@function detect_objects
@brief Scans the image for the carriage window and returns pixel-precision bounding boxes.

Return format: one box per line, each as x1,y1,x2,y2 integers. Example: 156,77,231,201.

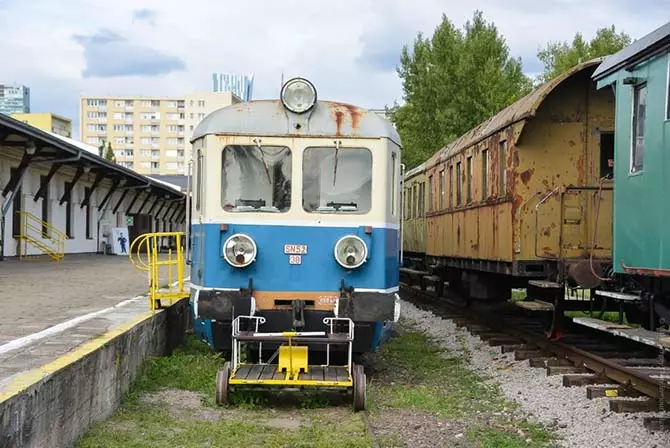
631,83,646,173
482,149,488,199
499,140,507,195
221,145,292,212
428,175,434,212
303,146,372,214
439,170,445,210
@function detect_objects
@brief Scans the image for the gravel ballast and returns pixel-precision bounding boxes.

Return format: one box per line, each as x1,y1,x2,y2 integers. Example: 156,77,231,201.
398,298,670,448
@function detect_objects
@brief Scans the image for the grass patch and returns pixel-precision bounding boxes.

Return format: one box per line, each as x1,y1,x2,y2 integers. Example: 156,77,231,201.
467,421,560,448
369,328,506,417
121,335,222,408
76,322,557,447
78,406,371,448
369,322,557,447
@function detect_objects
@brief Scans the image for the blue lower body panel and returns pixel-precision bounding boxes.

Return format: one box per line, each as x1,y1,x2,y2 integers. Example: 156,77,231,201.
189,222,400,354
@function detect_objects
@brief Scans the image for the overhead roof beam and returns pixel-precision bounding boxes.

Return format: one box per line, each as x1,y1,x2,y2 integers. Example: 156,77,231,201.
81,171,106,209
136,191,153,215
33,163,63,202
112,189,130,215
2,150,36,198
125,190,143,215
59,166,85,205
98,179,121,211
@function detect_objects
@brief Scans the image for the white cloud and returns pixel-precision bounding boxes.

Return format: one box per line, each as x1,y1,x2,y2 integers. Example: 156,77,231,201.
0,0,665,139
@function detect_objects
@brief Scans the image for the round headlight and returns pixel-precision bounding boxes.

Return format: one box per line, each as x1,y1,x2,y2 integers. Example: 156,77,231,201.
334,235,368,269
223,233,257,268
281,77,317,114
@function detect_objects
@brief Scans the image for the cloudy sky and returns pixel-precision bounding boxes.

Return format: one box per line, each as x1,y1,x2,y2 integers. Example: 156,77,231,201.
0,0,666,139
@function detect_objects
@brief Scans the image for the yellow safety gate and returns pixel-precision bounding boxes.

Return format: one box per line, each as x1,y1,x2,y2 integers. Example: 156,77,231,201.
129,232,189,311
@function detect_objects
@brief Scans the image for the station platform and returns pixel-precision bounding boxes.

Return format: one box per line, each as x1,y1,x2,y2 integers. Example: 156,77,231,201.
0,254,192,448
572,317,670,352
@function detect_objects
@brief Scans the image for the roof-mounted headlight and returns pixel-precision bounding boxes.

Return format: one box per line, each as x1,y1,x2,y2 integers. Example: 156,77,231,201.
334,235,368,269
280,77,317,114
223,233,257,268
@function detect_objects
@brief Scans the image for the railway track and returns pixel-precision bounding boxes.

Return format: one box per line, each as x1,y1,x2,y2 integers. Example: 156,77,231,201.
399,283,670,432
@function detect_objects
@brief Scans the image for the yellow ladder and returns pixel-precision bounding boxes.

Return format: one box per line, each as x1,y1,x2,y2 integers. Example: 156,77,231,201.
129,232,189,311
17,210,65,261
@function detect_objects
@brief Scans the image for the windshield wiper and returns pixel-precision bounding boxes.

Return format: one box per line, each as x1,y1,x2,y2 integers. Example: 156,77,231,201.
235,198,266,209
326,201,358,211
333,140,340,187
254,138,272,184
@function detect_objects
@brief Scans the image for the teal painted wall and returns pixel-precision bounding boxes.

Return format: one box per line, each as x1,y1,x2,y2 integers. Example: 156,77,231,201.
599,52,670,273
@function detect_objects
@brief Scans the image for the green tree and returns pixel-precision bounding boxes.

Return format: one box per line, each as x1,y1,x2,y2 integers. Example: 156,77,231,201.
392,11,532,170
537,25,631,83
105,141,115,162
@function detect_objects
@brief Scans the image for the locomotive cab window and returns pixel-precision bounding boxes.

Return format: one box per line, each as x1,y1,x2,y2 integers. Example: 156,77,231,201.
221,144,292,212
303,146,372,214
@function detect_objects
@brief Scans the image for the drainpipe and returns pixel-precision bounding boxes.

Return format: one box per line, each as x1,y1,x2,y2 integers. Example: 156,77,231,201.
0,149,83,261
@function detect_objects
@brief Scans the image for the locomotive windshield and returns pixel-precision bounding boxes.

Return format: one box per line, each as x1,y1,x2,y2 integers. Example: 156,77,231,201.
221,145,292,212
302,146,372,214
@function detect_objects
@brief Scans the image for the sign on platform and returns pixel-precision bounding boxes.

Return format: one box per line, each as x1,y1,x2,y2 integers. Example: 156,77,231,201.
111,227,130,255
126,216,134,226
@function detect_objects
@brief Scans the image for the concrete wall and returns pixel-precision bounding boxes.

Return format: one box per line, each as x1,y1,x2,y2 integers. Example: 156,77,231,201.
0,299,191,448
0,155,185,258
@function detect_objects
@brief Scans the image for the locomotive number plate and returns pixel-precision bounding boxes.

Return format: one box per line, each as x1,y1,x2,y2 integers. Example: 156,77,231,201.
288,255,302,265
284,244,308,255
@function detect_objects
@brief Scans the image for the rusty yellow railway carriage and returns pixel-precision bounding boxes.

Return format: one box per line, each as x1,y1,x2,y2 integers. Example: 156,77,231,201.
401,162,428,267
413,59,617,339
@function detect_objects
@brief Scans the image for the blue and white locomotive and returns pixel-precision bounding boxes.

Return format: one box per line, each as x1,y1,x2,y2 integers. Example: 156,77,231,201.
188,77,401,358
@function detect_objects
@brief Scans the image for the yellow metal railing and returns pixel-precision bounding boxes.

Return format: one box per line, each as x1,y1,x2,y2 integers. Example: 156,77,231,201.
17,210,66,261
129,232,189,311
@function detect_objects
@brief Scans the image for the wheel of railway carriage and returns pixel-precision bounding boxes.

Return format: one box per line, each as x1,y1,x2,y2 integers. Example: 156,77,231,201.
215,361,231,406
352,364,367,412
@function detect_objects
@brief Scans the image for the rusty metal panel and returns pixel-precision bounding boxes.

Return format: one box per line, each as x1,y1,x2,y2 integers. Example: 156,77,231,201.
192,100,400,145
512,66,615,269
424,58,615,276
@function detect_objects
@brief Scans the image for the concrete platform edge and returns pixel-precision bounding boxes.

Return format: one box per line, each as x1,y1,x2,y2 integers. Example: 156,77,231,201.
0,297,192,448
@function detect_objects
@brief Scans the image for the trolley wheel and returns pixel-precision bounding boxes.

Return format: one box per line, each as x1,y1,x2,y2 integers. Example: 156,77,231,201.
352,364,366,412
216,361,231,406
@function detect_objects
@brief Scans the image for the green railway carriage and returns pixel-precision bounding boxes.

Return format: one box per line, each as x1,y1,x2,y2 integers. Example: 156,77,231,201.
593,21,670,330
401,162,428,268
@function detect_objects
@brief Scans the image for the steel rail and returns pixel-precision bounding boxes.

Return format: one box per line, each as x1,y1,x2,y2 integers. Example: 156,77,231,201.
400,284,669,404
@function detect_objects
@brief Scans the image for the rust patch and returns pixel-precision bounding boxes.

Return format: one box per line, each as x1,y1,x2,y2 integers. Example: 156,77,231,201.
576,153,584,185
520,168,534,186
457,224,461,244
569,140,576,147
334,111,344,136
343,104,361,130
543,227,551,237
513,150,520,167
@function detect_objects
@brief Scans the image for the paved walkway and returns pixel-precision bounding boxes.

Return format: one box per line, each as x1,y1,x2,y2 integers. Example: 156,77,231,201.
0,253,191,391
0,253,189,343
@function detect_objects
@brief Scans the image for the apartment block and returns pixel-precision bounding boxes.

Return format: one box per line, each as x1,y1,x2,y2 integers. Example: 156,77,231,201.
0,83,30,115
11,112,72,137
79,92,240,175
